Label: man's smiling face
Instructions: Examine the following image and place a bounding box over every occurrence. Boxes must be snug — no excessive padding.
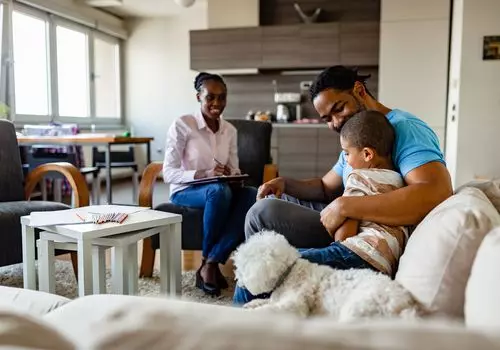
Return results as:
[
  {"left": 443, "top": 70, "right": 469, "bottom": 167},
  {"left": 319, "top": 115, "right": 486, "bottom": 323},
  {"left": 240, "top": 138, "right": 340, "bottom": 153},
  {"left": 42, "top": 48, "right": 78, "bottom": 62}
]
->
[{"left": 312, "top": 87, "right": 366, "bottom": 133}]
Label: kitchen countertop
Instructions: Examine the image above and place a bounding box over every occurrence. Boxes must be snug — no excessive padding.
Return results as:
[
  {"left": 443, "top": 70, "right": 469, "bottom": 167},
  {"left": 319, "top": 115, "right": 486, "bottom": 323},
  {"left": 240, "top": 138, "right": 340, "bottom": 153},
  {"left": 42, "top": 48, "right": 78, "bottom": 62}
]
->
[{"left": 271, "top": 122, "right": 327, "bottom": 128}]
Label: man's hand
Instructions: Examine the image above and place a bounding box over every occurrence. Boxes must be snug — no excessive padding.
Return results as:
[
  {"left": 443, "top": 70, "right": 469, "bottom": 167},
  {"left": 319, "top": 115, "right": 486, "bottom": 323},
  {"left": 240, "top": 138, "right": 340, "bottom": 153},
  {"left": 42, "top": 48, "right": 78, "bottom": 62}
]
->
[
  {"left": 337, "top": 162, "right": 452, "bottom": 227},
  {"left": 257, "top": 177, "right": 286, "bottom": 200},
  {"left": 320, "top": 198, "right": 347, "bottom": 236}
]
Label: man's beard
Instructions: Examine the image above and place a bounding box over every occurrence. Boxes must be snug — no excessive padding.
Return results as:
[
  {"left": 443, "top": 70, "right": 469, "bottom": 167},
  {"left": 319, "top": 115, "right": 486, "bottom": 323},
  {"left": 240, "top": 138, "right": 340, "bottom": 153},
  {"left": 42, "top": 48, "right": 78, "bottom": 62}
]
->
[{"left": 333, "top": 95, "right": 366, "bottom": 133}]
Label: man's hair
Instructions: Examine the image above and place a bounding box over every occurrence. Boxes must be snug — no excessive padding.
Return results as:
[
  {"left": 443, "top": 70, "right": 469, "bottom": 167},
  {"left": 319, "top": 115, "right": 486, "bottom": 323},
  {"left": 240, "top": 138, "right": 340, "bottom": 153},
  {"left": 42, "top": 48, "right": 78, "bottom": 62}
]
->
[
  {"left": 340, "top": 110, "right": 395, "bottom": 157},
  {"left": 309, "top": 66, "right": 372, "bottom": 101},
  {"left": 194, "top": 72, "right": 226, "bottom": 92}
]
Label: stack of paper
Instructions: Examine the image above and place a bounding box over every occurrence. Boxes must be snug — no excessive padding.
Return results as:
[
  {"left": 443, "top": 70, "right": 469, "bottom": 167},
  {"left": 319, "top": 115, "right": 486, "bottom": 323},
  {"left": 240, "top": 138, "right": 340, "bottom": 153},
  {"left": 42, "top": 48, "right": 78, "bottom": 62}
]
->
[{"left": 29, "top": 205, "right": 149, "bottom": 227}]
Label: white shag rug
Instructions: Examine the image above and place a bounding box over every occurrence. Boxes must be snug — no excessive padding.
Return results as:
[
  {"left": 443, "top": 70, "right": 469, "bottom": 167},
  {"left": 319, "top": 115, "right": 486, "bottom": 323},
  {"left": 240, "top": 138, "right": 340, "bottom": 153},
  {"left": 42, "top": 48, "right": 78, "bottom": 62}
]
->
[{"left": 0, "top": 260, "right": 234, "bottom": 306}]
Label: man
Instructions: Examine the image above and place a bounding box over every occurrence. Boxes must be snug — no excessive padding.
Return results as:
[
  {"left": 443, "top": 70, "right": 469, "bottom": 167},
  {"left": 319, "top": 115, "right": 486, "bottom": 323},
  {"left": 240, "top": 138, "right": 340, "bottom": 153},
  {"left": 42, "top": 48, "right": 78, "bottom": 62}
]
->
[{"left": 233, "top": 66, "right": 452, "bottom": 304}]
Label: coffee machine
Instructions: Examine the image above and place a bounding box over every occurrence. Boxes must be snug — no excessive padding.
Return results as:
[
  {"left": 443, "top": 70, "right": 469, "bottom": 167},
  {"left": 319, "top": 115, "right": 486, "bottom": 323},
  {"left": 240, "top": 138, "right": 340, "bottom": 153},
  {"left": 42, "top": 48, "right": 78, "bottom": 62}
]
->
[{"left": 274, "top": 92, "right": 302, "bottom": 123}]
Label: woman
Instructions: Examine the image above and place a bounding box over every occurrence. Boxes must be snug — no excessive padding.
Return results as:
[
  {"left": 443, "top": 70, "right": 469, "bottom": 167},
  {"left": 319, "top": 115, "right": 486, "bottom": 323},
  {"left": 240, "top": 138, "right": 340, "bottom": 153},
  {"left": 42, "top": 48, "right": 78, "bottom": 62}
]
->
[{"left": 163, "top": 72, "right": 257, "bottom": 296}]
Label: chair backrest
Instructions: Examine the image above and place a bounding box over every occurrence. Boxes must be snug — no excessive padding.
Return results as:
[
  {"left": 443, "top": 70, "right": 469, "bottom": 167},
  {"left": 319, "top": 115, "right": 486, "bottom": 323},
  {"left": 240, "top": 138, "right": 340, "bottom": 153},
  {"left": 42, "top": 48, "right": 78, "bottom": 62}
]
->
[
  {"left": 0, "top": 120, "right": 25, "bottom": 202},
  {"left": 226, "top": 119, "right": 272, "bottom": 188}
]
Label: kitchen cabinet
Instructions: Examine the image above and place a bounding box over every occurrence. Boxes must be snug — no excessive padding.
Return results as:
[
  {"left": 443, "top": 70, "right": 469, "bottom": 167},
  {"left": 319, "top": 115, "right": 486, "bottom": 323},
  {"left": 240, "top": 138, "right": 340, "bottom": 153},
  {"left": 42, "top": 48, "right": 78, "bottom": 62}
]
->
[
  {"left": 339, "top": 22, "right": 380, "bottom": 66},
  {"left": 271, "top": 125, "right": 342, "bottom": 179},
  {"left": 190, "top": 22, "right": 378, "bottom": 71},
  {"left": 261, "top": 25, "right": 302, "bottom": 69},
  {"left": 261, "top": 23, "right": 340, "bottom": 69},
  {"left": 190, "top": 27, "right": 262, "bottom": 70},
  {"left": 299, "top": 23, "right": 341, "bottom": 68}
]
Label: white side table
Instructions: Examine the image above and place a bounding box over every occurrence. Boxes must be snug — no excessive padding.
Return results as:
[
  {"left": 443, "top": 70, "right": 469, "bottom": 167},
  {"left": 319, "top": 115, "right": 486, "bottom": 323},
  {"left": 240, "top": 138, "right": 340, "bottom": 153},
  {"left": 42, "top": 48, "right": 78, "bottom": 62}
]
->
[{"left": 21, "top": 206, "right": 182, "bottom": 297}]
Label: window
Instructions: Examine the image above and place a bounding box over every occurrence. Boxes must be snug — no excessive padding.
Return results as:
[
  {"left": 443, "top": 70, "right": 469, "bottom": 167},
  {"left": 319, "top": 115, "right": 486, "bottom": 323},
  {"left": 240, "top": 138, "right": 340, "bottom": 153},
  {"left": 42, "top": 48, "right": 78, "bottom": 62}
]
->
[
  {"left": 12, "top": 11, "right": 49, "bottom": 116},
  {"left": 6, "top": 6, "right": 123, "bottom": 123},
  {"left": 94, "top": 36, "right": 121, "bottom": 118},
  {"left": 56, "top": 24, "right": 89, "bottom": 117}
]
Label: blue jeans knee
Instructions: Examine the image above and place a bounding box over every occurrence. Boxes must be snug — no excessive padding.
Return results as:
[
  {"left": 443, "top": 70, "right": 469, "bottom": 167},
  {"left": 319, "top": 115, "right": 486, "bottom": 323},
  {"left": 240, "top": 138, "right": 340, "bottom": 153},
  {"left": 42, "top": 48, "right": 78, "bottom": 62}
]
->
[{"left": 205, "top": 183, "right": 232, "bottom": 201}]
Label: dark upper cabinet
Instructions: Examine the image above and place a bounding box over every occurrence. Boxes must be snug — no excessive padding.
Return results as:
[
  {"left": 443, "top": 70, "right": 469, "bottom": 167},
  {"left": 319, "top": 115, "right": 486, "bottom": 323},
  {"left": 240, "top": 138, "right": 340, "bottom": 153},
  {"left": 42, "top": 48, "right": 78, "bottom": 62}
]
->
[
  {"left": 299, "top": 23, "right": 341, "bottom": 69},
  {"left": 190, "top": 27, "right": 262, "bottom": 70},
  {"left": 261, "top": 25, "right": 302, "bottom": 69},
  {"left": 339, "top": 22, "right": 380, "bottom": 66},
  {"left": 261, "top": 23, "right": 341, "bottom": 69},
  {"left": 189, "top": 22, "right": 378, "bottom": 71}
]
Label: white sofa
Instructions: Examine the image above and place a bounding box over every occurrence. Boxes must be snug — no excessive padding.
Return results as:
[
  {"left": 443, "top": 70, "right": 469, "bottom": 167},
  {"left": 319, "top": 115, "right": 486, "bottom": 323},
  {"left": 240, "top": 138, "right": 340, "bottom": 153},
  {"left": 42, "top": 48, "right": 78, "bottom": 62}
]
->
[{"left": 1, "top": 182, "right": 500, "bottom": 349}]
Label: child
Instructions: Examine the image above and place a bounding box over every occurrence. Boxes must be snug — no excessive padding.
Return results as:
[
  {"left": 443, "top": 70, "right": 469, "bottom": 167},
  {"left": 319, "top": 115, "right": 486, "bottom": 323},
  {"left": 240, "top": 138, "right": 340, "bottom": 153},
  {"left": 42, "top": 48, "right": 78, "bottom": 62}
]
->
[{"left": 330, "top": 110, "right": 408, "bottom": 276}]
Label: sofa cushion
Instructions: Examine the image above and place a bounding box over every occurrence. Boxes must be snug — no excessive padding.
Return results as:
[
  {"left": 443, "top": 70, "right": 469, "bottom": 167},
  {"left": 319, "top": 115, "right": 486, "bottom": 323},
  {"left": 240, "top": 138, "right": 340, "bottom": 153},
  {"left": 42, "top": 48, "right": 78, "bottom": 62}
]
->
[
  {"left": 456, "top": 179, "right": 500, "bottom": 213},
  {"left": 152, "top": 203, "right": 203, "bottom": 251},
  {"left": 0, "top": 286, "right": 70, "bottom": 317},
  {"left": 395, "top": 187, "right": 500, "bottom": 318},
  {"left": 0, "top": 201, "right": 70, "bottom": 267},
  {"left": 465, "top": 226, "right": 500, "bottom": 330},
  {"left": 44, "top": 294, "right": 500, "bottom": 350},
  {"left": 0, "top": 304, "right": 74, "bottom": 349}
]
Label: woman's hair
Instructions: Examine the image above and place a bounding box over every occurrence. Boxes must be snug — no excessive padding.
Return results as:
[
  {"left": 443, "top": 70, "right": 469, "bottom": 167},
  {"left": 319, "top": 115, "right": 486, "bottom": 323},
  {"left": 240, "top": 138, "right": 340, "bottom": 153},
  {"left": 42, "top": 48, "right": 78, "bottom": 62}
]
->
[
  {"left": 340, "top": 110, "right": 395, "bottom": 158},
  {"left": 194, "top": 72, "right": 226, "bottom": 92},
  {"left": 309, "top": 65, "right": 372, "bottom": 101}
]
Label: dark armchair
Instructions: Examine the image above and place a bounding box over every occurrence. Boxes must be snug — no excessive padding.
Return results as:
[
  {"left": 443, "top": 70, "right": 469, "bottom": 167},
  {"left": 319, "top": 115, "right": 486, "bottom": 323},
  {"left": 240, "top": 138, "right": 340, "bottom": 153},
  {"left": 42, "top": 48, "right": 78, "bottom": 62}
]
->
[
  {"left": 138, "top": 120, "right": 278, "bottom": 277},
  {"left": 0, "top": 120, "right": 89, "bottom": 270}
]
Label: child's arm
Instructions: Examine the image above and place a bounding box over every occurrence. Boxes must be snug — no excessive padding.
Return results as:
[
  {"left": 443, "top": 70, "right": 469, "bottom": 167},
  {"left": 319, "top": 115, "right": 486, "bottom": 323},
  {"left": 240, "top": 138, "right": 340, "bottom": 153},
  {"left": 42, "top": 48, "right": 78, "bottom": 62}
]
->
[{"left": 333, "top": 218, "right": 360, "bottom": 242}]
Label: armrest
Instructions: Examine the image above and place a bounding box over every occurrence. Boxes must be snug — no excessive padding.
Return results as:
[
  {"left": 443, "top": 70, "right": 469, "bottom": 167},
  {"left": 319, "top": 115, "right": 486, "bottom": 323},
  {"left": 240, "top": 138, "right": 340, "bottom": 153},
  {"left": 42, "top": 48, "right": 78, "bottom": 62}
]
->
[
  {"left": 138, "top": 161, "right": 163, "bottom": 208},
  {"left": 138, "top": 161, "right": 163, "bottom": 277},
  {"left": 263, "top": 164, "right": 279, "bottom": 183},
  {"left": 24, "top": 162, "right": 90, "bottom": 207}
]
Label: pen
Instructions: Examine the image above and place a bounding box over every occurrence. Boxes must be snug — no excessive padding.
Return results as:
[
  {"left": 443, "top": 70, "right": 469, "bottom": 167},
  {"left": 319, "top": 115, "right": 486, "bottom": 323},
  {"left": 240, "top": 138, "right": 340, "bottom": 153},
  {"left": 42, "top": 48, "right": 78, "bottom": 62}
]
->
[{"left": 213, "top": 157, "right": 224, "bottom": 166}]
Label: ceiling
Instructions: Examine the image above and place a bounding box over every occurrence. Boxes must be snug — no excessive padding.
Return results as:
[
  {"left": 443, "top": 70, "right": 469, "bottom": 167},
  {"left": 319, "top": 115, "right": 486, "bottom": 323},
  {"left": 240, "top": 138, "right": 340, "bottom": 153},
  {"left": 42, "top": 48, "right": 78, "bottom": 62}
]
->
[{"left": 98, "top": 0, "right": 207, "bottom": 18}]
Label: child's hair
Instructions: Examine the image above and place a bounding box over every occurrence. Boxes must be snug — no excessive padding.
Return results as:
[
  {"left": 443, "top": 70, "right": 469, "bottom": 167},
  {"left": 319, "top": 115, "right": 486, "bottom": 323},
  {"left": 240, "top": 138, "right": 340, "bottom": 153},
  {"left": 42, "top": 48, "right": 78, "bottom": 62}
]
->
[
  {"left": 194, "top": 72, "right": 226, "bottom": 92},
  {"left": 340, "top": 110, "right": 395, "bottom": 157}
]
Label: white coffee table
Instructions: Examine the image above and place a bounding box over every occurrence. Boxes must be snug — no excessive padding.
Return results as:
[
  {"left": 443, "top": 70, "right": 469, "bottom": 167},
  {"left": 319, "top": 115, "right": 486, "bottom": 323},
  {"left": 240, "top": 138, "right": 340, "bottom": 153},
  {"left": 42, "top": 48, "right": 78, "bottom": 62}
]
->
[{"left": 21, "top": 206, "right": 182, "bottom": 297}]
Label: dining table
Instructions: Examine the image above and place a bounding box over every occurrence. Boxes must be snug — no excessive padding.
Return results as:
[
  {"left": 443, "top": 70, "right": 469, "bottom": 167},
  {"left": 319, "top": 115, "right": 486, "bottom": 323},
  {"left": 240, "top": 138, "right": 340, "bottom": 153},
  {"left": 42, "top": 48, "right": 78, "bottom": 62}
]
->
[{"left": 17, "top": 133, "right": 154, "bottom": 204}]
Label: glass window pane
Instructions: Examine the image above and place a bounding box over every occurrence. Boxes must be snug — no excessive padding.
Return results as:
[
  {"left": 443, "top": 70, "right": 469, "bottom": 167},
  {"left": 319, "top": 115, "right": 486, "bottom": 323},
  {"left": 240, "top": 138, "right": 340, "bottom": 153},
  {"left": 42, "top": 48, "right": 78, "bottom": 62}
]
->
[
  {"left": 57, "top": 25, "right": 89, "bottom": 117},
  {"left": 13, "top": 11, "right": 49, "bottom": 116},
  {"left": 94, "top": 37, "right": 120, "bottom": 118}
]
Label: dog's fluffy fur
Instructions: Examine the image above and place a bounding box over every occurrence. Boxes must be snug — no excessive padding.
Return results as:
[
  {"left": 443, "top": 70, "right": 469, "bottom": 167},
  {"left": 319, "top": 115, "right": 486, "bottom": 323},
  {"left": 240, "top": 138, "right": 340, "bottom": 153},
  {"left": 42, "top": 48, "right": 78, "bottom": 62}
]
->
[{"left": 233, "top": 231, "right": 423, "bottom": 321}]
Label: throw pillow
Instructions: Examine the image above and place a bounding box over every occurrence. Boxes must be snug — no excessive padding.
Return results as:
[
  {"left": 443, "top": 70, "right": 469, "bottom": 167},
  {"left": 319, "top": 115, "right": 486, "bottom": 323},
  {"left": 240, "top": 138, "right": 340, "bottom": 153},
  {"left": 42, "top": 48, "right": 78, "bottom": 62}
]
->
[
  {"left": 0, "top": 305, "right": 74, "bottom": 349},
  {"left": 465, "top": 226, "right": 500, "bottom": 330},
  {"left": 455, "top": 179, "right": 500, "bottom": 213},
  {"left": 395, "top": 187, "right": 500, "bottom": 318}
]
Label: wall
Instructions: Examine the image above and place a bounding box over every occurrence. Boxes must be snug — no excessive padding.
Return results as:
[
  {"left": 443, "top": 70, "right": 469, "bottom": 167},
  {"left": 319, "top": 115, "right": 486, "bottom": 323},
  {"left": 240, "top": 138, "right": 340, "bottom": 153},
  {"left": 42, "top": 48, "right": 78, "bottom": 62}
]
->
[
  {"left": 124, "top": 7, "right": 207, "bottom": 163},
  {"left": 445, "top": 0, "right": 500, "bottom": 187},
  {"left": 207, "top": 0, "right": 258, "bottom": 28},
  {"left": 378, "top": 0, "right": 451, "bottom": 150}
]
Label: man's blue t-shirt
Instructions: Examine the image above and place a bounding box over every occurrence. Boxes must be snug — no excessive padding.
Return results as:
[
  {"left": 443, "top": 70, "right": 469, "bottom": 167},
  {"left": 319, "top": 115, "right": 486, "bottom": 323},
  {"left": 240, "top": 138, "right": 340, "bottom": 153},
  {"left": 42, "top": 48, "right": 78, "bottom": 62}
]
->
[{"left": 333, "top": 109, "right": 445, "bottom": 186}]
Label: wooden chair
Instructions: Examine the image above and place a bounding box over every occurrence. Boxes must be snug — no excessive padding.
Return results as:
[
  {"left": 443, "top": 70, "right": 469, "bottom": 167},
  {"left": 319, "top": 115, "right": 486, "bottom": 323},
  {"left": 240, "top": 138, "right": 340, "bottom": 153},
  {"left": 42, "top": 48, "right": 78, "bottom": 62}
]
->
[
  {"left": 0, "top": 119, "right": 89, "bottom": 273},
  {"left": 138, "top": 120, "right": 279, "bottom": 277}
]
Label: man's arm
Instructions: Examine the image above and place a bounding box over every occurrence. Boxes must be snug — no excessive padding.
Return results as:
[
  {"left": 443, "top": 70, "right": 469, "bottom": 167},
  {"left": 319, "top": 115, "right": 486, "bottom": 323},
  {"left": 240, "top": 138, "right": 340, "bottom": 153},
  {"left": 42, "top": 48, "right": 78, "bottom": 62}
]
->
[
  {"left": 337, "top": 162, "right": 452, "bottom": 226},
  {"left": 333, "top": 219, "right": 359, "bottom": 241},
  {"left": 283, "top": 170, "right": 344, "bottom": 202}
]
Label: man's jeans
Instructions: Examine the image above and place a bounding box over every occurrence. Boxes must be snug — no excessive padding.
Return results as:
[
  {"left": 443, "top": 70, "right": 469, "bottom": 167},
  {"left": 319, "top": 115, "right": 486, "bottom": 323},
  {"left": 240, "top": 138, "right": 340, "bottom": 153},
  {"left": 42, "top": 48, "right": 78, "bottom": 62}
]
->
[
  {"left": 233, "top": 194, "right": 374, "bottom": 305},
  {"left": 171, "top": 183, "right": 257, "bottom": 264}
]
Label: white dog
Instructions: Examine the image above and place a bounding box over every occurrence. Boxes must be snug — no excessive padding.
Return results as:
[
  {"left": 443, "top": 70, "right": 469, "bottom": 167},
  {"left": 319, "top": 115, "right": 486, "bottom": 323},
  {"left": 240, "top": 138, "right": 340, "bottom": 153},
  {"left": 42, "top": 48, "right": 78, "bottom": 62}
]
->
[{"left": 232, "top": 231, "right": 423, "bottom": 321}]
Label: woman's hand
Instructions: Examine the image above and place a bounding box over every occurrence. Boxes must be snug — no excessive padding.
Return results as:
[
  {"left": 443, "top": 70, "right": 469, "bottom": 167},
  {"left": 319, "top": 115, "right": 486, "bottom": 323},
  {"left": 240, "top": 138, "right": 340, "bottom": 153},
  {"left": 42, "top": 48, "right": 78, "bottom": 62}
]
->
[
  {"left": 257, "top": 177, "right": 286, "bottom": 200},
  {"left": 194, "top": 165, "right": 226, "bottom": 179}
]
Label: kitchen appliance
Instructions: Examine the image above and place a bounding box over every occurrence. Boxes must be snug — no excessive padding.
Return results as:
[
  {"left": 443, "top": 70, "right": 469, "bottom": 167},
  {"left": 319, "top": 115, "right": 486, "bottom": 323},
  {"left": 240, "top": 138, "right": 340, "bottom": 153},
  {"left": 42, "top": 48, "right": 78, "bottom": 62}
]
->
[
  {"left": 274, "top": 92, "right": 302, "bottom": 123},
  {"left": 276, "top": 104, "right": 290, "bottom": 123}
]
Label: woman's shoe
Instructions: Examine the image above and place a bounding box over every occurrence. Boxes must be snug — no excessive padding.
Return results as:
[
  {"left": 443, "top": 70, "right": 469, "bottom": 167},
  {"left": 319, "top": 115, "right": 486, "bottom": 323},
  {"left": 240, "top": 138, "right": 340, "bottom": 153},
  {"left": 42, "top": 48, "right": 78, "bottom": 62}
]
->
[
  {"left": 216, "top": 267, "right": 229, "bottom": 289},
  {"left": 196, "top": 265, "right": 220, "bottom": 296}
]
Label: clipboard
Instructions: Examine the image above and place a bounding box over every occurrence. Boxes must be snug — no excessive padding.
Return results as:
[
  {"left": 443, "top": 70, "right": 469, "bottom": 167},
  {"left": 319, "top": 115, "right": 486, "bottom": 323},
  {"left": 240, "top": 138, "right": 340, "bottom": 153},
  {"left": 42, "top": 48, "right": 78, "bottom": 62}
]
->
[{"left": 182, "top": 174, "right": 250, "bottom": 186}]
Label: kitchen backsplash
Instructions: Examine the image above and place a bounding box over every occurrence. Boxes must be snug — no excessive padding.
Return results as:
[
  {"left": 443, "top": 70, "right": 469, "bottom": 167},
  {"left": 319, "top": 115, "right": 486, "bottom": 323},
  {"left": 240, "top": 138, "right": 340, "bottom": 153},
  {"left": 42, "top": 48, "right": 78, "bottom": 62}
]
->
[{"left": 223, "top": 68, "right": 378, "bottom": 121}]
